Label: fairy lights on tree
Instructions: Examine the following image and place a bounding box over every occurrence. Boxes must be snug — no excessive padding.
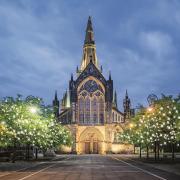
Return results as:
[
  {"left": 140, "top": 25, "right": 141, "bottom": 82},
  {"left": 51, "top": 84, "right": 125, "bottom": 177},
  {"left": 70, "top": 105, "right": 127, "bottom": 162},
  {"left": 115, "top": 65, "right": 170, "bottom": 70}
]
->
[
  {"left": 0, "top": 95, "right": 72, "bottom": 154},
  {"left": 118, "top": 94, "right": 180, "bottom": 160}
]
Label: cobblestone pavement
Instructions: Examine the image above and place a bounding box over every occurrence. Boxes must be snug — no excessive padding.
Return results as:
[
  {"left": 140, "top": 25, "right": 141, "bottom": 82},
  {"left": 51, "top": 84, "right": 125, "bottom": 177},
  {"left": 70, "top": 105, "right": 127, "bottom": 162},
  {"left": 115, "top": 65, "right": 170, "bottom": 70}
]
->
[{"left": 0, "top": 155, "right": 180, "bottom": 180}]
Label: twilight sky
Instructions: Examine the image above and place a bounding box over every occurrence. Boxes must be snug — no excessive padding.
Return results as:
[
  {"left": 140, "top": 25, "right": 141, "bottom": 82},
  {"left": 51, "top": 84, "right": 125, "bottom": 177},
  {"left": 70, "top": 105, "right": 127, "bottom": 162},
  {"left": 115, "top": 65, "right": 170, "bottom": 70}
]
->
[{"left": 0, "top": 0, "right": 180, "bottom": 110}]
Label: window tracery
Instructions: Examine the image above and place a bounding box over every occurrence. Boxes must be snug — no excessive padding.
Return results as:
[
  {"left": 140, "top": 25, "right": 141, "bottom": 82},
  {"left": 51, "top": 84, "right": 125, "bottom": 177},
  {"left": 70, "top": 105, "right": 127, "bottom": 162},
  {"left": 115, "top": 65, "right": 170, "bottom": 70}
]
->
[
  {"left": 78, "top": 79, "right": 105, "bottom": 124},
  {"left": 85, "top": 97, "right": 90, "bottom": 123},
  {"left": 79, "top": 97, "right": 84, "bottom": 123}
]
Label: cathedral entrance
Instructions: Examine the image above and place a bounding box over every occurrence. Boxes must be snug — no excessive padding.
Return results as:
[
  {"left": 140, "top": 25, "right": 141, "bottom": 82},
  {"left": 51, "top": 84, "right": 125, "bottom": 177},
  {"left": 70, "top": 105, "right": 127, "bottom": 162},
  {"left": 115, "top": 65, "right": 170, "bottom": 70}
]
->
[
  {"left": 84, "top": 141, "right": 98, "bottom": 154},
  {"left": 93, "top": 142, "right": 98, "bottom": 154},
  {"left": 85, "top": 142, "right": 90, "bottom": 154},
  {"left": 78, "top": 127, "right": 104, "bottom": 154}
]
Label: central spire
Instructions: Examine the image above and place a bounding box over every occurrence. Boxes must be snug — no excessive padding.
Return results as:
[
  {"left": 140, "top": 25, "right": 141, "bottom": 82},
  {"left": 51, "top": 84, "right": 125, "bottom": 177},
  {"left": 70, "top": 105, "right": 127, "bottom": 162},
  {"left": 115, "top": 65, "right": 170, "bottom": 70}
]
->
[
  {"left": 84, "top": 16, "right": 95, "bottom": 45},
  {"left": 79, "top": 16, "right": 99, "bottom": 72}
]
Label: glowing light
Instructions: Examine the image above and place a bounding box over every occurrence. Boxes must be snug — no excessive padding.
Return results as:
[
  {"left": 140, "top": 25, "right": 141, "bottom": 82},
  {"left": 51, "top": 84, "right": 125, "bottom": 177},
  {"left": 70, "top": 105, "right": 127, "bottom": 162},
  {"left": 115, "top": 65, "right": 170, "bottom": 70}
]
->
[
  {"left": 147, "top": 107, "right": 153, "bottom": 112},
  {"left": 1, "top": 121, "right": 6, "bottom": 125},
  {"left": 129, "top": 123, "right": 134, "bottom": 129},
  {"left": 29, "top": 106, "right": 37, "bottom": 114}
]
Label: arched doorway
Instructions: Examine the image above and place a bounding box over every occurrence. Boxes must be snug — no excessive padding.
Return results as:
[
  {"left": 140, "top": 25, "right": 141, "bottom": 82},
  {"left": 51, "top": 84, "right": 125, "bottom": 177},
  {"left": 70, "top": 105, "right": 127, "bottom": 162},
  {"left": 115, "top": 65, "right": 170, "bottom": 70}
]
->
[{"left": 78, "top": 127, "right": 105, "bottom": 154}]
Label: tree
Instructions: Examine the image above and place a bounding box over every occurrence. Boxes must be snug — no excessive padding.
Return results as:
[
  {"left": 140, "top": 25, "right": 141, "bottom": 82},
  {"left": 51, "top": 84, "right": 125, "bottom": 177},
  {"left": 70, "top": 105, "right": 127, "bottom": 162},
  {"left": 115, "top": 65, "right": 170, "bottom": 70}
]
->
[
  {"left": 0, "top": 95, "right": 72, "bottom": 159},
  {"left": 118, "top": 94, "right": 180, "bottom": 160}
]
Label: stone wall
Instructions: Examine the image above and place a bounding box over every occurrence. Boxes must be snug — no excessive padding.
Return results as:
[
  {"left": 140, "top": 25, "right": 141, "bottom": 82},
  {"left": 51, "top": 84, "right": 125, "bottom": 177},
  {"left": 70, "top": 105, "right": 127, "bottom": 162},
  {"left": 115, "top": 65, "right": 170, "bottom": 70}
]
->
[{"left": 111, "top": 143, "right": 134, "bottom": 154}]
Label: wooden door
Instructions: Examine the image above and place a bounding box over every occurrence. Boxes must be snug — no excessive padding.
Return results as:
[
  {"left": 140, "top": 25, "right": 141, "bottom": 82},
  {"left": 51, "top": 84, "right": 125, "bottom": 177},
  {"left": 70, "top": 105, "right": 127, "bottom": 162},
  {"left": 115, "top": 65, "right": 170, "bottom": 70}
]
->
[
  {"left": 93, "top": 142, "right": 98, "bottom": 154},
  {"left": 85, "top": 142, "right": 90, "bottom": 154}
]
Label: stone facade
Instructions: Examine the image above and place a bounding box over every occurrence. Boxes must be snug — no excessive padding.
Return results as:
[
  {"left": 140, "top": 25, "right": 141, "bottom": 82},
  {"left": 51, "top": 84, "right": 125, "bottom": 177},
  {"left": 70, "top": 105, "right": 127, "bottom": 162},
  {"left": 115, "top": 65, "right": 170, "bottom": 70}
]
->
[{"left": 53, "top": 17, "right": 133, "bottom": 154}]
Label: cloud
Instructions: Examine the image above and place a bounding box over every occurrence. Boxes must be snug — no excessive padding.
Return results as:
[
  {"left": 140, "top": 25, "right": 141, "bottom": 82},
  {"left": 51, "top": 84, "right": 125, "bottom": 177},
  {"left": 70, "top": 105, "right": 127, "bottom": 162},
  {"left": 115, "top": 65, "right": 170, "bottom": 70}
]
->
[
  {"left": 0, "top": 1, "right": 78, "bottom": 103},
  {"left": 0, "top": 0, "right": 179, "bottom": 109},
  {"left": 139, "top": 31, "right": 175, "bottom": 59}
]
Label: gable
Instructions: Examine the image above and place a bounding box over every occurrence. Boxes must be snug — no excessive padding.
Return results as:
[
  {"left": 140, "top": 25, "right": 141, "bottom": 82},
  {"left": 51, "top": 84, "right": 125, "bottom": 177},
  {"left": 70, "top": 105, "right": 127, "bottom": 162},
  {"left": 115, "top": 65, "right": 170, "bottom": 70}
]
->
[{"left": 75, "top": 62, "right": 106, "bottom": 88}]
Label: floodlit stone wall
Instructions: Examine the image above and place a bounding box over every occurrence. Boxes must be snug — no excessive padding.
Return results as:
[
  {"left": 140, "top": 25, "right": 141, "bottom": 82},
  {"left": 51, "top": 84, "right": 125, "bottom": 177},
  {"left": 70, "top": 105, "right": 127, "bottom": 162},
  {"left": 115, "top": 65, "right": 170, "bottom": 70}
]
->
[{"left": 111, "top": 143, "right": 134, "bottom": 154}]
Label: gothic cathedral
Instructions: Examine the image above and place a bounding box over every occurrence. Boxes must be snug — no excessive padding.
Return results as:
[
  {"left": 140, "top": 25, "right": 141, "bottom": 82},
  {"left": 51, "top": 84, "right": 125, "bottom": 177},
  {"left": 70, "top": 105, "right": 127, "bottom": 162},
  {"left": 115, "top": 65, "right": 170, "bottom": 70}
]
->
[{"left": 53, "top": 17, "right": 133, "bottom": 154}]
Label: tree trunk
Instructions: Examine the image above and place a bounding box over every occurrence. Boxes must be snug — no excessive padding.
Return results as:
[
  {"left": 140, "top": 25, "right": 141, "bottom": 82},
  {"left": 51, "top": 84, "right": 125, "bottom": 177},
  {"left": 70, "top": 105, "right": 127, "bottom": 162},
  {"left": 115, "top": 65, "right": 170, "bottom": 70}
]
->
[
  {"left": 157, "top": 142, "right": 160, "bottom": 160},
  {"left": 35, "top": 148, "right": 38, "bottom": 160},
  {"left": 154, "top": 141, "right": 157, "bottom": 161},
  {"left": 134, "top": 145, "right": 135, "bottom": 154},
  {"left": 146, "top": 145, "right": 149, "bottom": 159},
  {"left": 26, "top": 144, "right": 30, "bottom": 160},
  {"left": 139, "top": 144, "right": 142, "bottom": 159},
  {"left": 12, "top": 140, "right": 16, "bottom": 163},
  {"left": 172, "top": 143, "right": 175, "bottom": 161}
]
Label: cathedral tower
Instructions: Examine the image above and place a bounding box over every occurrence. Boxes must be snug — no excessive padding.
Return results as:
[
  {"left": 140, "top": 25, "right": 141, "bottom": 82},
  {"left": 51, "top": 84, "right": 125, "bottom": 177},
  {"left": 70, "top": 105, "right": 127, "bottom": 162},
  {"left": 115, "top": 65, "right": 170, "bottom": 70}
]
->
[
  {"left": 123, "top": 90, "right": 131, "bottom": 120},
  {"left": 79, "top": 16, "right": 99, "bottom": 73}
]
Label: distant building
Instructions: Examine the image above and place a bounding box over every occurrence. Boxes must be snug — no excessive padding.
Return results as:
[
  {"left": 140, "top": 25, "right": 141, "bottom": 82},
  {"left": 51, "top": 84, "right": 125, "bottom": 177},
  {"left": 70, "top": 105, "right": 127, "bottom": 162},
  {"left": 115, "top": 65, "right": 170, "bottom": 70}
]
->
[{"left": 53, "top": 17, "right": 133, "bottom": 154}]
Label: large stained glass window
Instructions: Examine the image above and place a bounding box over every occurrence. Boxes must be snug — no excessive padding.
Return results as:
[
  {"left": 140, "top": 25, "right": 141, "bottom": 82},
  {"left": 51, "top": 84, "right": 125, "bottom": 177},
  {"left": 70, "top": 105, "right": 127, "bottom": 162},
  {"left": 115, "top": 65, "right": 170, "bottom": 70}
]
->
[
  {"left": 78, "top": 79, "right": 105, "bottom": 125},
  {"left": 79, "top": 80, "right": 103, "bottom": 93}
]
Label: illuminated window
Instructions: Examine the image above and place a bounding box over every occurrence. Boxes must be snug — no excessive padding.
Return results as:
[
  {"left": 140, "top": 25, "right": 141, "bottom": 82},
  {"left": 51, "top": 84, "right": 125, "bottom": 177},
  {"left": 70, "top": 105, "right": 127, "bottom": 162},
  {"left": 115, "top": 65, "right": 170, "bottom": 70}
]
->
[
  {"left": 99, "top": 97, "right": 104, "bottom": 124},
  {"left": 79, "top": 97, "right": 84, "bottom": 123},
  {"left": 91, "top": 97, "right": 98, "bottom": 124},
  {"left": 85, "top": 97, "right": 90, "bottom": 123},
  {"left": 78, "top": 80, "right": 105, "bottom": 125}
]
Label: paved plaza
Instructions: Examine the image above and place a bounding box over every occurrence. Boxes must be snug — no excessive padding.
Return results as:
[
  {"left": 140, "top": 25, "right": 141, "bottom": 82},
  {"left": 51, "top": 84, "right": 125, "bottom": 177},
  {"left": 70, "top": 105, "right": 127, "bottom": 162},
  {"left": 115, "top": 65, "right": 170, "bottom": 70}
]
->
[{"left": 0, "top": 155, "right": 179, "bottom": 180}]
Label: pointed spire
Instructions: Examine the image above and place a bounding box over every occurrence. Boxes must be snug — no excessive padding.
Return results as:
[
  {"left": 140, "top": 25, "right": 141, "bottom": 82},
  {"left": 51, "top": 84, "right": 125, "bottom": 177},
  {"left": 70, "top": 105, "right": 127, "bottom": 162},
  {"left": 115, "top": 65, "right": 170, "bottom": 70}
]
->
[
  {"left": 71, "top": 73, "right": 73, "bottom": 81},
  {"left": 54, "top": 90, "right": 58, "bottom": 100},
  {"left": 100, "top": 65, "right": 103, "bottom": 72},
  {"left": 125, "top": 89, "right": 128, "bottom": 98},
  {"left": 109, "top": 71, "right": 111, "bottom": 80},
  {"left": 53, "top": 90, "right": 59, "bottom": 119},
  {"left": 84, "top": 16, "right": 94, "bottom": 45},
  {"left": 80, "top": 17, "right": 99, "bottom": 71},
  {"left": 87, "top": 16, "right": 93, "bottom": 31},
  {"left": 113, "top": 90, "right": 117, "bottom": 108},
  {"left": 115, "top": 90, "right": 117, "bottom": 102}
]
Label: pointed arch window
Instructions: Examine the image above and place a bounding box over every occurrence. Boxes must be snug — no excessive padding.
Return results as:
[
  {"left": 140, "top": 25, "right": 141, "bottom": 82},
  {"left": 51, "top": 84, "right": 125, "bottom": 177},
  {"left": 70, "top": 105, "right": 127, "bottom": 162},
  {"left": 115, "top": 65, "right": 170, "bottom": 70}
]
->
[
  {"left": 91, "top": 97, "right": 98, "bottom": 124},
  {"left": 99, "top": 96, "right": 104, "bottom": 124},
  {"left": 85, "top": 97, "right": 90, "bottom": 124},
  {"left": 79, "top": 97, "right": 84, "bottom": 123}
]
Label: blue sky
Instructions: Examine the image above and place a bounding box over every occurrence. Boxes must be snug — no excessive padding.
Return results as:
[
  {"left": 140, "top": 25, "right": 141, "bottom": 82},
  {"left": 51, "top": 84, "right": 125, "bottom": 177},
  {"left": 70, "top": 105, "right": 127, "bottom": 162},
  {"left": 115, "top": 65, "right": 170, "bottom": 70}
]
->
[{"left": 0, "top": 0, "right": 180, "bottom": 110}]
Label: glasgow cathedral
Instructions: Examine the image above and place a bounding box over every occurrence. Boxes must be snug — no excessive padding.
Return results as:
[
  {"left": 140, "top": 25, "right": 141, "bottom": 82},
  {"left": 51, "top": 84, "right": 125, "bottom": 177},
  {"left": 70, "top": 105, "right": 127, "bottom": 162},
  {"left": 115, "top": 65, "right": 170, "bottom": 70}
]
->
[{"left": 53, "top": 17, "right": 134, "bottom": 154}]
